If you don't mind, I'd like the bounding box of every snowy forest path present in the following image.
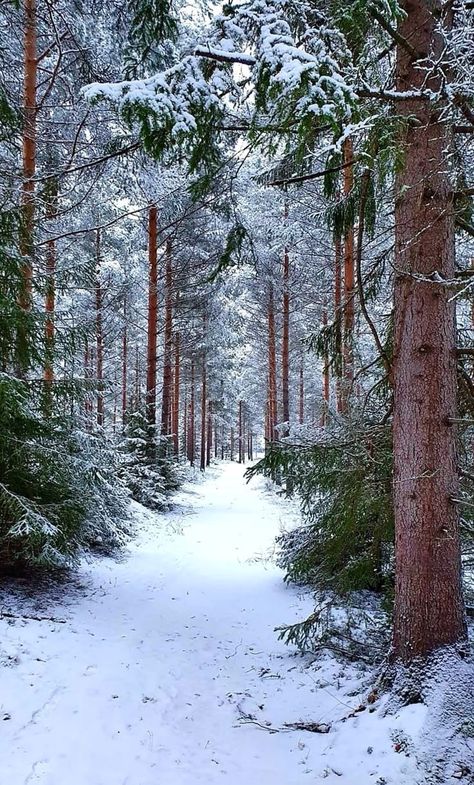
[1,463,421,784]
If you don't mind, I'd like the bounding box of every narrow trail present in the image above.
[1,464,420,785]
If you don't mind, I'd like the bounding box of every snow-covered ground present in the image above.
[0,463,463,784]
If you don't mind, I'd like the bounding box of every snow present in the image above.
[0,463,458,784]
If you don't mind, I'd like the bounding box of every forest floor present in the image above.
[0,462,468,784]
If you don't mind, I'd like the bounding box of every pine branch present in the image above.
[367,5,419,58]
[355,168,392,380]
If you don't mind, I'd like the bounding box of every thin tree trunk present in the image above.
[392,0,466,661]
[161,238,173,437]
[121,301,128,426]
[321,299,330,426]
[200,356,207,472]
[17,0,37,372]
[206,400,212,467]
[342,138,355,410]
[146,205,158,425]
[20,0,37,309]
[172,331,180,454]
[84,340,92,430]
[298,354,304,425]
[282,227,290,437]
[134,345,140,411]
[335,238,343,412]
[238,400,243,464]
[188,361,195,465]
[44,178,58,385]
[267,285,278,443]
[95,230,104,427]
[230,427,234,461]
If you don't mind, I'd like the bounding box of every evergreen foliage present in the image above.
[0,375,130,570]
[248,420,394,598]
[118,410,181,510]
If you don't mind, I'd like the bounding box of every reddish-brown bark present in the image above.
[392,0,466,661]
[206,400,212,467]
[267,285,278,443]
[298,355,304,425]
[95,230,104,427]
[172,332,180,454]
[334,238,343,412]
[282,240,290,436]
[200,356,207,472]
[146,206,158,425]
[321,299,330,426]
[342,138,355,410]
[20,0,37,311]
[161,238,173,437]
[44,178,58,384]
[121,306,128,426]
[187,361,195,465]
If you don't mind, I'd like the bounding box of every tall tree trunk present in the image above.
[17,0,37,372]
[392,0,466,661]
[282,213,290,436]
[84,340,92,430]
[342,139,355,410]
[267,285,278,443]
[95,230,104,427]
[172,331,180,454]
[321,299,330,426]
[161,237,173,437]
[238,400,243,464]
[121,301,128,426]
[206,400,212,467]
[335,238,343,412]
[200,356,207,472]
[44,178,58,385]
[146,205,158,425]
[230,426,234,461]
[298,354,304,425]
[187,361,195,465]
[21,0,37,307]
[134,345,140,411]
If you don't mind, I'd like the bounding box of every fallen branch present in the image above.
[0,610,67,624]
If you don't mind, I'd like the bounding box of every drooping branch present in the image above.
[355,168,392,380]
[367,5,419,58]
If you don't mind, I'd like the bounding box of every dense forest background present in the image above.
[1,0,474,699]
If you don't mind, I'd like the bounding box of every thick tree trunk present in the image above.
[161,238,173,437]
[392,0,466,661]
[146,206,158,425]
[95,230,104,427]
[342,138,355,410]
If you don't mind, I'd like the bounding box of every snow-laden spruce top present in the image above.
[84,0,358,167]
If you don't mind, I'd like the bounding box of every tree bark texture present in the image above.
[392,0,466,661]
[146,206,158,425]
